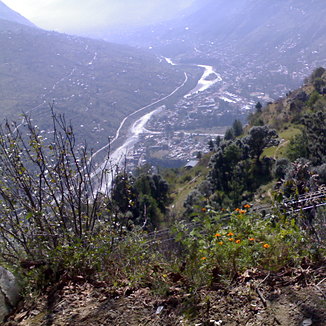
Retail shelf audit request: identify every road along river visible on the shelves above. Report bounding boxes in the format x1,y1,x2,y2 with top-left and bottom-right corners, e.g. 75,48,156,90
94,59,222,190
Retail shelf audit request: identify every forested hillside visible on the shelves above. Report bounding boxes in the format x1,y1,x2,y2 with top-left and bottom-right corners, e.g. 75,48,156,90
177,67,326,213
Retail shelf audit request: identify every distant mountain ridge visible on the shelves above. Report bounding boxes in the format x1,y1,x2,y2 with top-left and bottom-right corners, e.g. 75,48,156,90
0,1,35,27
182,0,326,52
107,0,326,110
119,0,326,59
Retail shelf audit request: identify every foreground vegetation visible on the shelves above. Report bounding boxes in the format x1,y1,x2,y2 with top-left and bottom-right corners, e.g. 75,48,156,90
0,69,325,324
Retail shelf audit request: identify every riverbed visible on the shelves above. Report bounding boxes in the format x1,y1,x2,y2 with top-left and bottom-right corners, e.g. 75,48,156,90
96,58,222,190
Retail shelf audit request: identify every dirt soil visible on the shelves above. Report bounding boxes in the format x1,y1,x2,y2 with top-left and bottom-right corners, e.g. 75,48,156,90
4,265,326,326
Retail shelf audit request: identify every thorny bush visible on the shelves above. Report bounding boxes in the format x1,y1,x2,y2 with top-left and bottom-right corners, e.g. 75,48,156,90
0,111,115,282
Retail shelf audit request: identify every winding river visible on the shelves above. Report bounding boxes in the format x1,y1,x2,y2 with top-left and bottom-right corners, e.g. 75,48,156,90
95,58,222,190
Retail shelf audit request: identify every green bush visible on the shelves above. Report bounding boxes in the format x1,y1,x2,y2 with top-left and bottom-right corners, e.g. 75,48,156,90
0,112,118,287
173,207,308,287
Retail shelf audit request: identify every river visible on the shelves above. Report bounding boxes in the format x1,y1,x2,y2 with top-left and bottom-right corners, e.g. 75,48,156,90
95,58,222,190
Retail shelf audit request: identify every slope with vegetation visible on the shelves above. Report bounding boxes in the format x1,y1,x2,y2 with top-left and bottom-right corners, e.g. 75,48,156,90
114,0,326,106
0,70,325,325
124,0,326,66
0,16,199,151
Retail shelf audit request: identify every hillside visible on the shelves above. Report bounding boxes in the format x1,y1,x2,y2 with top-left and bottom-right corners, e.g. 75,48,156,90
122,0,326,62
250,67,326,129
0,3,325,325
0,1,35,27
0,18,197,152
167,67,326,217
0,68,325,326
110,0,326,103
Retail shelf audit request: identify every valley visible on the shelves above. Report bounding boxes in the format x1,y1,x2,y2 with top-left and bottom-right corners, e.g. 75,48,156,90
2,0,326,174
106,0,326,145
0,2,325,325
102,58,255,174
0,19,200,156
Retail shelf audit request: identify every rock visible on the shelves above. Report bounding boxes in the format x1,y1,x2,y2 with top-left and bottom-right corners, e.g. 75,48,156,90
155,306,164,314
302,318,313,326
0,266,20,322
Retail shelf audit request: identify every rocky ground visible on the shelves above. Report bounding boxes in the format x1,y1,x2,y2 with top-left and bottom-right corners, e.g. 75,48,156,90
3,264,326,326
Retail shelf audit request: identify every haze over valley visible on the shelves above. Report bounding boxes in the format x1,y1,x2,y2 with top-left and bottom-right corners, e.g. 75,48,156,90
0,0,326,169
0,2,202,165
0,2,326,324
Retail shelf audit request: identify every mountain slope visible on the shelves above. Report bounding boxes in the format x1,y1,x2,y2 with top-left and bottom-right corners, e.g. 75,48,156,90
111,0,326,104
181,0,326,58
0,1,35,27
0,19,196,152
133,0,326,56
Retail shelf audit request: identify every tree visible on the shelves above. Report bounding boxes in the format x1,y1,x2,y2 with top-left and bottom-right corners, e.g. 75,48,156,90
0,112,111,266
232,119,243,137
286,132,309,161
110,172,138,228
132,173,170,229
209,142,245,193
208,139,215,151
224,128,234,140
313,77,325,94
310,67,326,81
243,126,278,162
255,102,263,113
215,135,222,148
302,111,326,165
274,158,291,180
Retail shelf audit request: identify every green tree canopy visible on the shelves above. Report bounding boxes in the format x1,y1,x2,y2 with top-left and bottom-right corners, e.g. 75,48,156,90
243,126,279,162
232,119,244,137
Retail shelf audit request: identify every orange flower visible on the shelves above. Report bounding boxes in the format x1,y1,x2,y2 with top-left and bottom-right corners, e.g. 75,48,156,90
235,208,240,212
227,232,234,236
263,244,270,249
201,207,207,212
249,237,255,241
201,257,207,260
239,209,246,214
235,240,241,244
228,238,234,242
244,204,251,209
214,233,221,237
218,241,224,245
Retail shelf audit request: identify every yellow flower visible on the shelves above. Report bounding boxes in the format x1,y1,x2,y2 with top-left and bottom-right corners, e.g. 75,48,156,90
214,233,221,237
201,257,207,260
263,243,270,249
227,232,234,236
218,241,224,245
228,238,234,242
235,240,241,244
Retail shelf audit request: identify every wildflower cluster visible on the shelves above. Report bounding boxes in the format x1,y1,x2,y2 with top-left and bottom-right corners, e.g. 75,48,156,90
174,205,308,286
235,208,247,214
213,230,270,249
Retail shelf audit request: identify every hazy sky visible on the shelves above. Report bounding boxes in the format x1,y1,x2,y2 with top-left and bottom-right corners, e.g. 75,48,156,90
2,0,195,32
